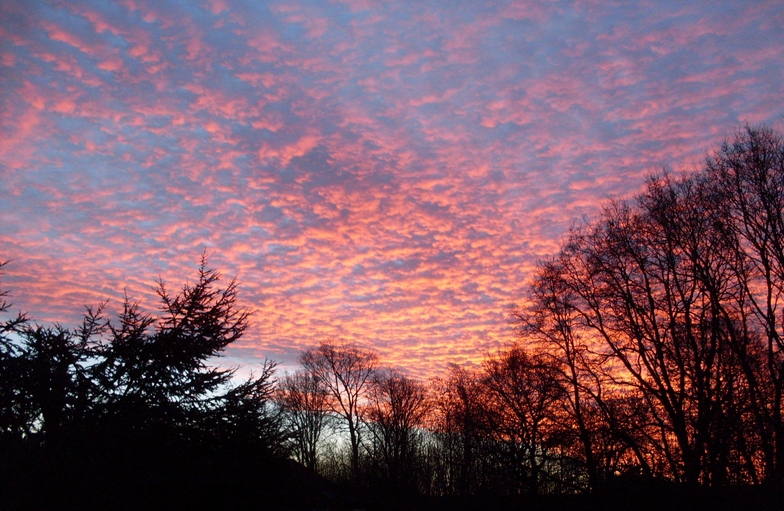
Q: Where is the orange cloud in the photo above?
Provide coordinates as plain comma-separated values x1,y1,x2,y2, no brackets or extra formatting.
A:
1,0,783,380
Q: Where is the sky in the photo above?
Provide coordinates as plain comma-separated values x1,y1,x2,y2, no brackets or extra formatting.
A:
1,0,783,379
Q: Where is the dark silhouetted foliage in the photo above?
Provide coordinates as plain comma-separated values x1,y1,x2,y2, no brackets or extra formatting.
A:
0,256,290,510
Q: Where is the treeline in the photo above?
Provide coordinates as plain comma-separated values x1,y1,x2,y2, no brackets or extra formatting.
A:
2,125,784,509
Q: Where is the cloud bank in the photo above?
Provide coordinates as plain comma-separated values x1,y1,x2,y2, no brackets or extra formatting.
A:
1,0,783,378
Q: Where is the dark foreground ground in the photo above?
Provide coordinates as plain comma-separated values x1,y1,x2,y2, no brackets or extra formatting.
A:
2,446,782,511
407,484,784,511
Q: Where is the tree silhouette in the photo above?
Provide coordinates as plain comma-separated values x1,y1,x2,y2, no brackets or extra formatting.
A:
300,340,378,482
0,256,288,509
507,125,784,487
89,255,258,444
482,345,566,493
430,363,489,495
365,368,429,499
705,125,784,484
277,368,331,471
0,260,32,442
514,261,607,488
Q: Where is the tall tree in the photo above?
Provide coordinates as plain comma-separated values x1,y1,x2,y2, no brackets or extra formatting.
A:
555,177,741,484
481,346,566,494
514,261,605,488
365,369,429,498
0,256,288,509
91,255,255,441
277,369,330,471
705,124,784,484
300,340,378,481
430,364,489,495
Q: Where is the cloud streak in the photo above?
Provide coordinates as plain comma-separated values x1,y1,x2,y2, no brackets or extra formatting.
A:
1,0,783,378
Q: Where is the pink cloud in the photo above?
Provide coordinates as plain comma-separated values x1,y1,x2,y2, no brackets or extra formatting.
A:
1,0,783,378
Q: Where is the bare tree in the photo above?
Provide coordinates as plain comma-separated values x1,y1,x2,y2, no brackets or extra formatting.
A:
514,261,604,488
481,345,566,494
528,170,755,485
706,125,784,484
300,340,378,481
516,257,658,488
277,369,330,471
570,189,726,483
365,368,429,497
430,364,489,495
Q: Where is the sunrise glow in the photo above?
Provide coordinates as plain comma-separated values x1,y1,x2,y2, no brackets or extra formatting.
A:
2,0,783,379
